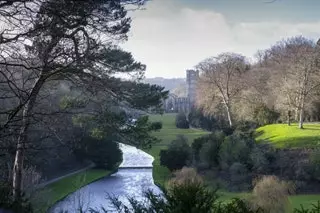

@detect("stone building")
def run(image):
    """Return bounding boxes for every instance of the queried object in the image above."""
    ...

[164,69,199,113]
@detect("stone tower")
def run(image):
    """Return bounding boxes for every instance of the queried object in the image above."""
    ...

[186,69,199,109]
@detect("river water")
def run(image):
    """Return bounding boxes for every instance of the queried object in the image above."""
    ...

[49,144,161,213]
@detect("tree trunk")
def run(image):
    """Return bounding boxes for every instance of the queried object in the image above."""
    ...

[12,76,44,199]
[299,106,304,129]
[287,110,291,126]
[225,104,233,127]
[294,108,299,121]
[299,96,306,129]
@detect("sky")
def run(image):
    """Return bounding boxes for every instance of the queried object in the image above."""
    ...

[121,0,320,78]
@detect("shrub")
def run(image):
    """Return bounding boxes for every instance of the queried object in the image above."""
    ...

[0,183,33,213]
[175,112,189,129]
[310,149,320,181]
[250,144,277,174]
[160,135,191,171]
[192,136,207,162]
[229,162,251,191]
[75,135,123,170]
[195,132,225,167]
[168,167,203,187]
[219,132,254,170]
[250,176,294,213]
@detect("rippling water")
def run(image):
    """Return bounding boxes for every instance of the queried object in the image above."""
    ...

[50,144,161,213]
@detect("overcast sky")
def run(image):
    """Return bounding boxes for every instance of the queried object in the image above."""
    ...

[121,0,320,78]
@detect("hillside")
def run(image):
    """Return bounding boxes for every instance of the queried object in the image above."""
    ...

[144,77,186,93]
[256,123,320,148]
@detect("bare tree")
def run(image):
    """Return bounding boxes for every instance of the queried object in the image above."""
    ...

[196,53,250,127]
[266,36,320,129]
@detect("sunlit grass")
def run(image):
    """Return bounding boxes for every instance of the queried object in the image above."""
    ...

[256,123,320,148]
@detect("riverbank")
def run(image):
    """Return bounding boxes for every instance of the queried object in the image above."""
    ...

[147,113,209,187]
[34,169,115,212]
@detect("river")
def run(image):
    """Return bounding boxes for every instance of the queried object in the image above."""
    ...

[49,144,161,213]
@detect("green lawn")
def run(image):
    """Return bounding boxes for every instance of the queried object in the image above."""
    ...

[34,169,113,212]
[146,113,209,187]
[256,123,320,148]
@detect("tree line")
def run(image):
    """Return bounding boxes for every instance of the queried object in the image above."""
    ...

[196,36,320,129]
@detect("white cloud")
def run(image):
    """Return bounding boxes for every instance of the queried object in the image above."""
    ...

[122,0,320,78]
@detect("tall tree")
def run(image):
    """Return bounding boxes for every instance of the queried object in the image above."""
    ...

[265,36,320,129]
[0,0,169,199]
[196,53,250,127]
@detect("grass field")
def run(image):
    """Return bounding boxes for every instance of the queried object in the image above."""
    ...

[256,123,320,148]
[34,169,113,212]
[146,113,209,187]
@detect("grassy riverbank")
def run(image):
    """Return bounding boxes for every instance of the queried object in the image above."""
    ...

[34,169,113,212]
[147,113,209,187]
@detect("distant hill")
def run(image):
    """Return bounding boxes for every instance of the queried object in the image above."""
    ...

[144,77,187,95]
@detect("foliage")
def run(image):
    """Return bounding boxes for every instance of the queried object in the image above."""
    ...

[188,107,219,131]
[168,167,203,187]
[0,183,33,213]
[250,144,277,174]
[197,132,225,168]
[309,149,320,181]
[219,132,255,170]
[229,162,251,191]
[104,169,263,213]
[253,104,280,126]
[160,135,192,171]
[294,201,320,213]
[175,112,189,129]
[250,176,295,213]
[74,134,122,170]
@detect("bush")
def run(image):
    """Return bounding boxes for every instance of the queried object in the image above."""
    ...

[198,132,225,168]
[219,132,254,170]
[0,183,33,213]
[250,176,294,213]
[188,107,219,131]
[310,149,320,181]
[229,162,251,191]
[75,135,123,170]
[168,167,203,187]
[253,104,280,126]
[160,135,191,171]
[250,144,277,174]
[175,112,189,129]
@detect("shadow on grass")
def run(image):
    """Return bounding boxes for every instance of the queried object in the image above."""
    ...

[271,136,320,148]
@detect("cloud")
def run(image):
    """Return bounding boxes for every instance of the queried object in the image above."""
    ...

[122,0,320,78]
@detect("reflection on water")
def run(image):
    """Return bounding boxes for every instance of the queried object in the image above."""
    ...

[50,144,161,213]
